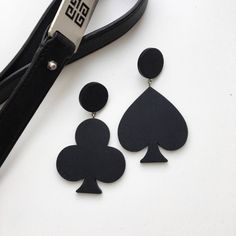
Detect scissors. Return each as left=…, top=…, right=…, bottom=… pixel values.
left=0, top=0, right=148, bottom=168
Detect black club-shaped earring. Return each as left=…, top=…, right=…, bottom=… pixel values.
left=56, top=82, right=126, bottom=194
left=118, top=48, right=188, bottom=163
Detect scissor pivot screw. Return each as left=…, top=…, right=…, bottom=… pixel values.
left=47, top=61, right=58, bottom=71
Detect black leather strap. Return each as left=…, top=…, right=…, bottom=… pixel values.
left=0, top=0, right=148, bottom=104
left=0, top=33, right=75, bottom=167
left=0, top=0, right=148, bottom=167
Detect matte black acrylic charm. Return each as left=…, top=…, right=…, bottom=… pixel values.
left=118, top=48, right=188, bottom=163
left=57, top=83, right=126, bottom=194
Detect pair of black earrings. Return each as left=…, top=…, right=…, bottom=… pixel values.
left=56, top=48, right=188, bottom=194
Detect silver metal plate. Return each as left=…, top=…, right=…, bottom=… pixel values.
left=48, top=0, right=98, bottom=51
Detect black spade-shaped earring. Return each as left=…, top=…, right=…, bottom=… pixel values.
left=118, top=48, right=188, bottom=163
left=57, top=82, right=126, bottom=194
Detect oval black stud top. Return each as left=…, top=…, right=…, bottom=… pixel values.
left=138, top=48, right=164, bottom=79
left=79, top=82, right=109, bottom=113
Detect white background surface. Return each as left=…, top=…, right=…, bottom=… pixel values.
left=0, top=0, right=236, bottom=235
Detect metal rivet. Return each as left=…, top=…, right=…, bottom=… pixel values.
left=47, top=61, right=58, bottom=71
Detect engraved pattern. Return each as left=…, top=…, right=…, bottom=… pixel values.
left=65, top=0, right=90, bottom=27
